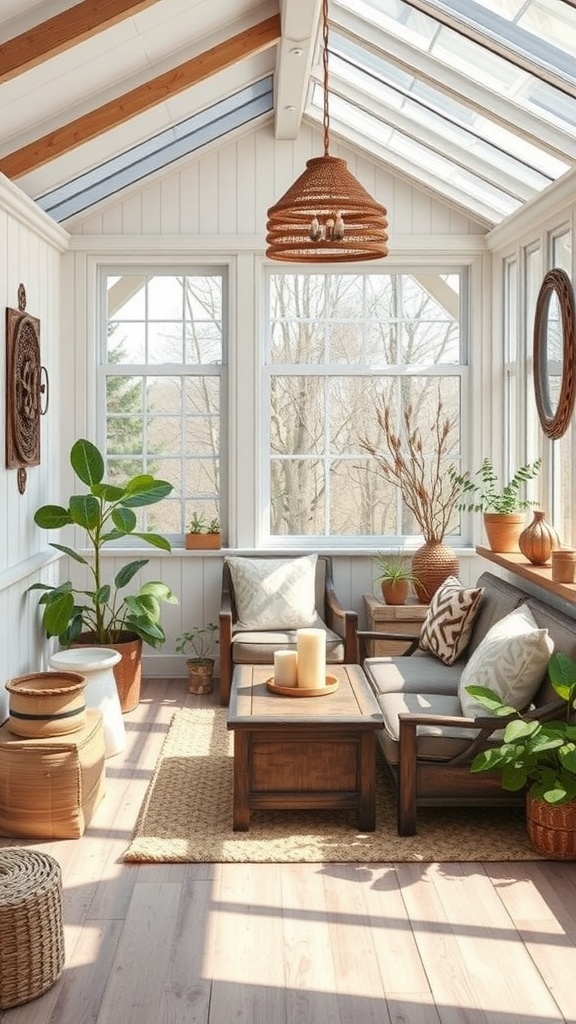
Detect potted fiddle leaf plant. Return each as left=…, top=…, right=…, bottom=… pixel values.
left=29, top=438, right=178, bottom=711
left=450, top=456, right=541, bottom=552
left=176, top=623, right=219, bottom=694
left=467, top=651, right=576, bottom=858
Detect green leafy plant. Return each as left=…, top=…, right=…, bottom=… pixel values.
left=29, top=438, right=178, bottom=649
left=188, top=513, right=220, bottom=534
left=450, top=456, right=541, bottom=514
left=373, top=552, right=419, bottom=585
left=176, top=623, right=219, bottom=662
left=468, top=652, right=576, bottom=805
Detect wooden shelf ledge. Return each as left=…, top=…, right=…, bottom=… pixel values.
left=476, top=545, right=576, bottom=605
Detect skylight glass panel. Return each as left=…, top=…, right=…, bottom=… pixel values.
left=329, top=40, right=560, bottom=189
left=321, top=90, right=520, bottom=219
left=338, top=0, right=576, bottom=137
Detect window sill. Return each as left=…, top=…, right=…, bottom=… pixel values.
left=476, top=545, right=576, bottom=606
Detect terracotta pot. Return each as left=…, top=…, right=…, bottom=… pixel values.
left=518, top=511, right=560, bottom=565
left=185, top=533, right=221, bottom=550
left=186, top=659, right=214, bottom=695
left=526, top=793, right=576, bottom=859
left=483, top=513, right=526, bottom=553
left=72, top=631, right=142, bottom=713
left=411, top=541, right=459, bottom=603
left=381, top=579, right=410, bottom=606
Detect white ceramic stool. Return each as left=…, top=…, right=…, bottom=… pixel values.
left=49, top=648, right=126, bottom=758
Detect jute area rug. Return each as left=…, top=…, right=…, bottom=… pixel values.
left=123, top=707, right=538, bottom=864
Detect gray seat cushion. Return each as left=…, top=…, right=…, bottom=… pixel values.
left=377, top=692, right=477, bottom=765
left=231, top=620, right=345, bottom=666
left=364, top=652, right=462, bottom=696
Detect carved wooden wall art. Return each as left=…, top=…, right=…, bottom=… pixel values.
left=5, top=283, right=49, bottom=493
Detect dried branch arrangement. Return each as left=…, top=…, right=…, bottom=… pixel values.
left=359, top=392, right=462, bottom=543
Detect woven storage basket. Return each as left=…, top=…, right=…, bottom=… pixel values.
left=0, top=710, right=106, bottom=839
left=526, top=794, right=576, bottom=859
left=6, top=671, right=86, bottom=738
left=0, top=849, right=65, bottom=1009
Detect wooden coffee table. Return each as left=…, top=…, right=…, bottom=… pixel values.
left=227, top=664, right=384, bottom=832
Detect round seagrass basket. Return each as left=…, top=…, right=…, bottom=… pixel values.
left=5, top=671, right=87, bottom=738
left=526, top=794, right=576, bottom=859
left=0, top=849, right=65, bottom=1009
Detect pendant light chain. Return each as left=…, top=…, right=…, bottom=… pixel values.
left=322, top=0, right=330, bottom=158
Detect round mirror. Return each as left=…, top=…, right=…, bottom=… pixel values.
left=533, top=267, right=576, bottom=440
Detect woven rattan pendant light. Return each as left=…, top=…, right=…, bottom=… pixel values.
left=266, top=0, right=389, bottom=263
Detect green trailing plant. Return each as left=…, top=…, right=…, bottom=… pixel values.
left=176, top=623, right=219, bottom=662
left=29, top=438, right=178, bottom=649
left=373, top=552, right=419, bottom=586
left=450, top=456, right=541, bottom=514
left=468, top=651, right=576, bottom=805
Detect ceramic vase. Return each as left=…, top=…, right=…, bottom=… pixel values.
left=518, top=510, right=560, bottom=565
left=411, top=541, right=459, bottom=603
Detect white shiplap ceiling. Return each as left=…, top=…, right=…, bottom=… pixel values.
left=1, top=0, right=575, bottom=227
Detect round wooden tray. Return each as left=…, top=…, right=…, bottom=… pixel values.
left=266, top=675, right=338, bottom=697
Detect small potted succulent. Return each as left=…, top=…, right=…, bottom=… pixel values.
left=176, top=623, right=219, bottom=694
left=184, top=513, right=221, bottom=550
left=373, top=552, right=419, bottom=606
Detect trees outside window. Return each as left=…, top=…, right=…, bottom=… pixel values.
left=101, top=270, right=225, bottom=535
left=266, top=271, right=466, bottom=541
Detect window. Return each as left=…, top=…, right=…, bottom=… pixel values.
left=100, top=269, right=226, bottom=536
left=265, top=271, right=466, bottom=541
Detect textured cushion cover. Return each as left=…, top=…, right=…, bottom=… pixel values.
left=226, top=554, right=318, bottom=630
left=419, top=576, right=484, bottom=665
left=459, top=603, right=553, bottom=718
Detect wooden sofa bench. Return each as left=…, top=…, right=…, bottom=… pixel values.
left=359, top=571, right=576, bottom=835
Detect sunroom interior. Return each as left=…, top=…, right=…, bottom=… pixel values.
left=1, top=0, right=576, bottom=716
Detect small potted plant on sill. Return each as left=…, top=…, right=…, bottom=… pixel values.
left=176, top=623, right=219, bottom=694
left=467, top=651, right=576, bottom=858
left=449, top=456, right=542, bottom=553
left=184, top=513, right=221, bottom=550
left=373, top=552, right=419, bottom=606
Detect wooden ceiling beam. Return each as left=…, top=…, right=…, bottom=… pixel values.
left=0, top=15, right=281, bottom=180
left=0, top=0, right=162, bottom=84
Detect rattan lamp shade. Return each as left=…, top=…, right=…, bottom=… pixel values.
left=266, top=155, right=389, bottom=263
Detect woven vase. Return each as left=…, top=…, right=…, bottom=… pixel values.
left=526, top=793, right=576, bottom=859
left=518, top=510, right=560, bottom=565
left=411, top=541, right=459, bottom=603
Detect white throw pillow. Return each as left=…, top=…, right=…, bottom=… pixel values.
left=459, top=603, right=553, bottom=718
left=419, top=576, right=484, bottom=666
left=226, top=554, right=318, bottom=630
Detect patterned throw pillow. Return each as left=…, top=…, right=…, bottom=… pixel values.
left=459, top=603, right=554, bottom=718
left=226, top=554, right=318, bottom=630
left=419, top=576, right=484, bottom=666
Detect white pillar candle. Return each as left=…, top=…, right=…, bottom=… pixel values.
left=296, top=628, right=326, bottom=688
left=274, top=650, right=298, bottom=687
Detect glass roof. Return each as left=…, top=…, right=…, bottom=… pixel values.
left=306, top=0, right=576, bottom=225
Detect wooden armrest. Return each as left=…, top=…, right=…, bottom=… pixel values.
left=357, top=629, right=419, bottom=661
left=324, top=577, right=358, bottom=662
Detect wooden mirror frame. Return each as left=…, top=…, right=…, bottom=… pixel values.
left=533, top=267, right=576, bottom=440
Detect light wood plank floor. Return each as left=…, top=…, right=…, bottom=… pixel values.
left=2, top=677, right=576, bottom=1024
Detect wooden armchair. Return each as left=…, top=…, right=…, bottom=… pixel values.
left=218, top=554, right=358, bottom=706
